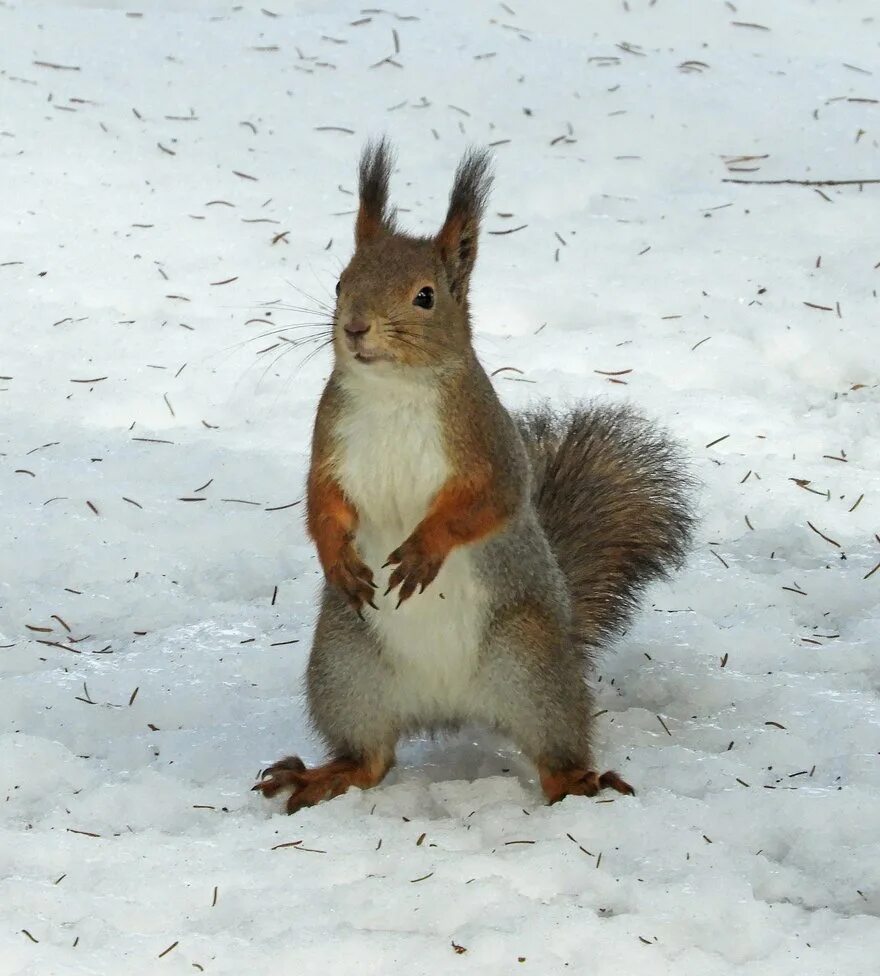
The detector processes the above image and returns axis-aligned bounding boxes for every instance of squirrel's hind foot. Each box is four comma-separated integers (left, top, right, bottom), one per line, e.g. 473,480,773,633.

539,766,635,805
253,754,391,814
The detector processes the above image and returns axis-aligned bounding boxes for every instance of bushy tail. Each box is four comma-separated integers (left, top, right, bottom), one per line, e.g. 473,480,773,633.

516,403,695,648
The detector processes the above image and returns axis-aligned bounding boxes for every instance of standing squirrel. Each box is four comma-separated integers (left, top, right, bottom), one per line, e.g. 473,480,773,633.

254,139,693,813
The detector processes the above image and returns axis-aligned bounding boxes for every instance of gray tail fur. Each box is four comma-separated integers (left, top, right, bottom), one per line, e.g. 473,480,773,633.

516,403,695,648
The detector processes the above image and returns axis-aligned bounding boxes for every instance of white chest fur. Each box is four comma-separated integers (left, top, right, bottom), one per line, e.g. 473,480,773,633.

334,367,487,722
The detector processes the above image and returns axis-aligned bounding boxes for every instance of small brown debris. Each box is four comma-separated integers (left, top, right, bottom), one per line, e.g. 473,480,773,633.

806,522,840,548
265,500,301,511
490,366,524,377
488,224,527,235
705,434,730,449
33,60,81,70
710,549,730,569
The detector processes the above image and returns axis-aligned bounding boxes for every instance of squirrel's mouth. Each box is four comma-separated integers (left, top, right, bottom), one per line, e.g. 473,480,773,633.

343,331,396,365
352,348,393,365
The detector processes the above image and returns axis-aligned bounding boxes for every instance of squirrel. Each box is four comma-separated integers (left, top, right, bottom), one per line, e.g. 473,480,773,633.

254,139,694,813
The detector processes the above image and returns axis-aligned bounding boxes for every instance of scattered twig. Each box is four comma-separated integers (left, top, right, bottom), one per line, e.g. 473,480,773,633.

724,178,880,187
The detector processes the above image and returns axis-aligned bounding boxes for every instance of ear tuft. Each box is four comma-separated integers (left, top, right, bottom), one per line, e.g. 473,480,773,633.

436,148,493,299
356,137,396,246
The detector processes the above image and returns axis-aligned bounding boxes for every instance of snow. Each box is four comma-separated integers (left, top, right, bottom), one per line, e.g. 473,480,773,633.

1,0,879,972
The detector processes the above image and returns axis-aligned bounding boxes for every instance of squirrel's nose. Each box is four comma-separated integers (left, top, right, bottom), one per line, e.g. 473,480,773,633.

344,318,370,336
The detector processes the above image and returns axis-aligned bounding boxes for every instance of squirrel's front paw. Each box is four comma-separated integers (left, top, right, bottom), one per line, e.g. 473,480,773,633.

326,543,377,616
383,534,445,607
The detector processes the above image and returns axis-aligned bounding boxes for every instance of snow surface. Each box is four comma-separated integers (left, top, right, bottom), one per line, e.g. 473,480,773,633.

2,0,879,973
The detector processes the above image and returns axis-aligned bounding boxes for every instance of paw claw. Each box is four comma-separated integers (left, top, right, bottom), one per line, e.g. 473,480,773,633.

382,533,444,602
253,755,388,813
326,542,376,614
541,766,635,804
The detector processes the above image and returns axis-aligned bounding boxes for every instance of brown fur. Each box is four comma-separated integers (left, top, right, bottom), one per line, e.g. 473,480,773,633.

517,404,695,648
355,137,396,245
256,140,694,813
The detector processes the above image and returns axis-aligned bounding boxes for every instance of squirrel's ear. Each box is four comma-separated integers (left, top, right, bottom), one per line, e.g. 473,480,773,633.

355,137,396,246
436,148,493,299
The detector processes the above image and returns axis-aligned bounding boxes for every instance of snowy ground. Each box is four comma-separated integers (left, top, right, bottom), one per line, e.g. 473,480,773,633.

1,0,879,973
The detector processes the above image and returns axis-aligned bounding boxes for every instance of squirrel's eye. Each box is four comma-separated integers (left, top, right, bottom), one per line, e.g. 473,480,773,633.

413,286,434,310
335,280,341,296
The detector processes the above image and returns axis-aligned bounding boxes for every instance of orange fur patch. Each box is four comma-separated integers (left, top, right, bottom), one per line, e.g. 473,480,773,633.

436,212,466,264
308,468,375,611
355,202,382,246
307,468,357,572
385,469,510,603
418,469,508,558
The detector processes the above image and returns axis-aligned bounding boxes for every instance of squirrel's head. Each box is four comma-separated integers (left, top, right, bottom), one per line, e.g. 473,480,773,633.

334,138,492,371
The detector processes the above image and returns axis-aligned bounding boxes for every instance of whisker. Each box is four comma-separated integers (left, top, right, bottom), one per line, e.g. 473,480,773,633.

254,303,334,317
284,279,335,314
257,332,331,385
245,324,333,341
385,329,437,362
386,327,455,356
255,333,331,355
225,325,333,354
307,259,341,303
297,337,336,371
